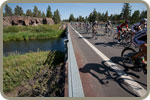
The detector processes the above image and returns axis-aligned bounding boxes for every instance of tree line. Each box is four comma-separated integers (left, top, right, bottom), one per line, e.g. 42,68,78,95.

3,4,61,24
68,3,147,24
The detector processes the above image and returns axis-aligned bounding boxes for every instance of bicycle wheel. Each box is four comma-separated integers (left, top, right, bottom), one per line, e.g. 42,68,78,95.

123,33,132,47
121,48,136,68
113,33,118,43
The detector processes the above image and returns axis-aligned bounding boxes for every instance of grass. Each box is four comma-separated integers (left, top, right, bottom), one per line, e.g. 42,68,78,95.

3,51,65,94
3,24,65,42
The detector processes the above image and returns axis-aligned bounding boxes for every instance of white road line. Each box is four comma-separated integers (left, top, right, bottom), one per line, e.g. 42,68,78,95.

70,25,147,97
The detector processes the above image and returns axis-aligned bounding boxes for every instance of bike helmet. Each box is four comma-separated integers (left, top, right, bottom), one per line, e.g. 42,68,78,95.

141,18,147,23
95,21,97,23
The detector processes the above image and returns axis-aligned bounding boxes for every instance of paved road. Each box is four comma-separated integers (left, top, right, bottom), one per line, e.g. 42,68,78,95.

68,24,147,97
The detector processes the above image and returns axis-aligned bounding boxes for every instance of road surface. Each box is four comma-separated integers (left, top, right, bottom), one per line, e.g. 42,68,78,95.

68,23,147,97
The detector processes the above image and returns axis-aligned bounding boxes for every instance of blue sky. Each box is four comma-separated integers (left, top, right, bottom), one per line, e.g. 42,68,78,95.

4,3,147,20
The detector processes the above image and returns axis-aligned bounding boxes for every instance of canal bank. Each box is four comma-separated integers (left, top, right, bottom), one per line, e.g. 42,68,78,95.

3,24,68,97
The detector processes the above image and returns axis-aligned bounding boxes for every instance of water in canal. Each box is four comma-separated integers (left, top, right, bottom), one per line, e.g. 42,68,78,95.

3,37,66,56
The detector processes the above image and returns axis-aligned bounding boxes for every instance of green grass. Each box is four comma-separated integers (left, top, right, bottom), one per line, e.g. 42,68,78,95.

3,51,65,93
3,24,65,42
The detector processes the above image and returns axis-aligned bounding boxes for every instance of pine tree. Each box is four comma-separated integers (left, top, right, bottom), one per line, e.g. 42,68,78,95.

69,14,75,22
140,10,147,19
53,9,61,24
46,6,52,18
88,9,98,22
38,10,42,17
42,12,46,18
4,4,13,16
121,3,132,19
92,8,98,22
33,6,38,17
104,11,108,22
26,9,32,16
131,10,140,23
109,14,113,21
14,5,23,16
97,12,102,21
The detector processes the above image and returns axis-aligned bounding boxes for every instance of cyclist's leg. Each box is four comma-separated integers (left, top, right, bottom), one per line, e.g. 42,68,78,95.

133,33,147,61
117,29,121,39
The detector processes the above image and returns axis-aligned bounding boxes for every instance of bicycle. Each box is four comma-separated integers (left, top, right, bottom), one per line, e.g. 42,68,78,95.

92,28,98,40
113,30,132,47
121,47,147,74
105,27,112,37
86,25,91,34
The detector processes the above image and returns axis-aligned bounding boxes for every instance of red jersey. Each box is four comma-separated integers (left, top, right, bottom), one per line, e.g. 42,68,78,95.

118,23,128,29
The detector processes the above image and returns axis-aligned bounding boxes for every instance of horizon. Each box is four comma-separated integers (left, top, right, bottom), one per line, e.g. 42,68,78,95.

3,3,147,20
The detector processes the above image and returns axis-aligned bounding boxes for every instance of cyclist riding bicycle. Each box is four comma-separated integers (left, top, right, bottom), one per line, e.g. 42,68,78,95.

117,20,129,43
85,22,90,32
79,22,82,29
105,21,112,33
92,21,98,33
131,18,147,36
132,18,147,66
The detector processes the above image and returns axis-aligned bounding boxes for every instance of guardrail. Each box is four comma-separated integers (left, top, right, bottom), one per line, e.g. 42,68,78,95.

64,25,84,97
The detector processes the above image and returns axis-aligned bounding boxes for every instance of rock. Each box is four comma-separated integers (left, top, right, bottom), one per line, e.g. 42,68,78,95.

3,17,12,27
3,16,54,27
43,18,54,25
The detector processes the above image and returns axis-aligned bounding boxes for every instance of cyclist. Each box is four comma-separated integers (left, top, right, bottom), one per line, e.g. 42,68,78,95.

105,21,112,33
131,18,147,36
85,22,90,32
92,21,98,34
132,18,147,66
117,20,129,43
79,22,82,29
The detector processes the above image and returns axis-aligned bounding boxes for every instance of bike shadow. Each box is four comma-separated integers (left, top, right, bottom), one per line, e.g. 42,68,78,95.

94,42,123,48
79,62,146,97
110,56,145,73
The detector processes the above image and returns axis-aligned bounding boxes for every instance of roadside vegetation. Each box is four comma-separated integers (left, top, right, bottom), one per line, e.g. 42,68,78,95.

3,24,65,42
3,51,65,96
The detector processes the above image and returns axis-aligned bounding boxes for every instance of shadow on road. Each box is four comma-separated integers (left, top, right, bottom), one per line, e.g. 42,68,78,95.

110,56,145,74
79,61,146,97
94,42,123,48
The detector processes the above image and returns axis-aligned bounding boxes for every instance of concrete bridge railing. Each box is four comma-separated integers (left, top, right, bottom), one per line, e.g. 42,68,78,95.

64,24,84,97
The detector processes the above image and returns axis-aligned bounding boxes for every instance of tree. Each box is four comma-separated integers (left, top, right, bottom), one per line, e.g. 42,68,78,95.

104,11,109,22
85,16,88,22
97,12,102,21
46,6,52,18
111,14,120,23
33,6,38,17
109,14,113,20
78,16,84,22
88,9,98,22
69,14,75,22
4,4,13,16
88,13,93,22
26,9,32,16
131,10,140,23
92,8,98,22
53,9,61,24
37,10,42,17
101,13,105,21
14,5,23,16
140,10,147,19
76,18,79,22
121,3,132,19
42,12,46,18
